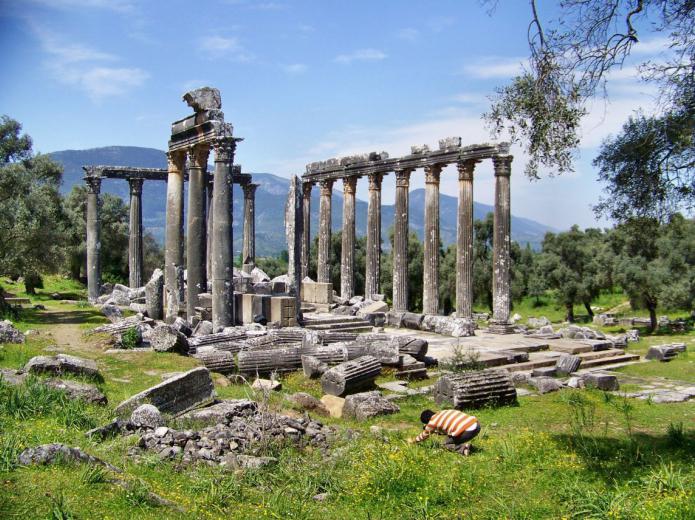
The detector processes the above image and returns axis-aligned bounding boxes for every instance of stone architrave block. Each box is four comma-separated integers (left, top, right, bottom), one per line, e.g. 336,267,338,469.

356,301,389,318
343,391,400,420
270,296,297,327
234,292,244,325
252,294,271,322
242,293,255,324
310,283,332,304
114,367,215,418
556,354,582,376
584,373,619,391
301,281,316,302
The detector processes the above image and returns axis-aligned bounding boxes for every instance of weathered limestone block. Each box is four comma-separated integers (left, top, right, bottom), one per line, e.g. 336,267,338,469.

300,345,349,365
172,317,193,337
23,354,100,379
145,268,164,320
188,330,247,354
193,349,236,374
302,355,329,378
529,376,562,394
343,391,400,420
43,378,107,405
387,312,405,328
114,367,215,418
193,320,214,336
434,370,517,409
252,378,282,391
0,320,25,344
250,266,270,283
130,404,164,429
149,324,189,354
395,337,428,361
19,443,119,471
237,346,302,376
645,344,680,362
355,337,400,366
532,367,557,377
183,86,222,112
101,303,123,323
422,315,475,337
584,373,619,391
107,289,131,306
177,399,257,426
320,355,381,396
356,300,389,318
270,296,297,327
556,354,582,376
527,316,550,328
320,394,345,418
402,312,425,330
287,392,329,416
0,368,26,386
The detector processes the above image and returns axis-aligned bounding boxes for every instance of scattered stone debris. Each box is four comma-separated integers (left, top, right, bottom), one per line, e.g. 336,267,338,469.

0,320,25,344
177,400,258,427
287,392,329,416
22,354,101,379
42,378,107,405
18,443,120,472
556,354,582,376
100,303,123,323
645,343,686,362
528,376,562,394
130,404,165,429
150,324,189,354
320,395,345,418
343,391,400,420
584,373,619,391
251,378,282,392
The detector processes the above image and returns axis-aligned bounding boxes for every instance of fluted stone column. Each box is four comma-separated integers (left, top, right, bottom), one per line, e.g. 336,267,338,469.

301,182,312,281
206,173,214,280
186,145,209,321
365,173,382,299
491,155,513,331
456,160,476,319
211,138,236,328
241,182,257,272
128,177,144,289
165,150,186,322
340,176,357,299
85,176,102,302
317,179,333,284
423,165,442,315
392,168,413,313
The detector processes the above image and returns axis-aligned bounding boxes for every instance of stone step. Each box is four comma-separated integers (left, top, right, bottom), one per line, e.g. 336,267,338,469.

499,358,557,372
548,340,594,354
304,316,369,326
306,324,373,333
578,348,629,361
579,353,640,369
305,320,371,331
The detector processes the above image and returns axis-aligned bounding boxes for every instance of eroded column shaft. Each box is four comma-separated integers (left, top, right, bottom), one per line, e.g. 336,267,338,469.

187,145,209,321
301,182,312,281
392,169,412,313
456,160,476,318
242,183,257,272
423,165,442,315
86,176,101,302
211,139,236,328
365,174,382,299
128,177,144,289
317,179,333,284
165,150,186,322
492,155,513,324
340,176,357,299
206,175,214,279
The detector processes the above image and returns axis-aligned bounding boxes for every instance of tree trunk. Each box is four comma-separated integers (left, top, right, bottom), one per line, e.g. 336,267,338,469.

566,303,575,323
583,301,594,319
648,303,657,332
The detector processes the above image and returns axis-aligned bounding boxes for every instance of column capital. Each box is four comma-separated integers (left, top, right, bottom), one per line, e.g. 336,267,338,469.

368,173,383,191
319,179,334,195
394,168,413,187
242,182,258,199
188,145,210,169
457,159,479,181
424,164,442,184
212,137,236,163
343,176,357,195
492,155,513,177
302,181,313,197
128,177,144,195
85,176,102,194
167,150,187,172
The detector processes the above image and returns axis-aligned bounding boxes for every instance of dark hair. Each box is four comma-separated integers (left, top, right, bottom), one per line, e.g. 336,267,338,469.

420,409,435,424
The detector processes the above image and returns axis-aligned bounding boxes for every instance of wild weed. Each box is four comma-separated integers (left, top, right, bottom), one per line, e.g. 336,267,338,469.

119,326,139,350
48,493,75,520
570,485,635,519
124,479,159,508
666,421,685,448
440,343,485,372
0,431,23,472
644,462,686,494
80,464,109,485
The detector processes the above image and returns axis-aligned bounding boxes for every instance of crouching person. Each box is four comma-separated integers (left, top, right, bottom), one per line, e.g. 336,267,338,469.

409,409,480,456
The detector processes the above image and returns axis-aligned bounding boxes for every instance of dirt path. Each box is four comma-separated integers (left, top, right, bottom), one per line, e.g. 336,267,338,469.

33,306,103,356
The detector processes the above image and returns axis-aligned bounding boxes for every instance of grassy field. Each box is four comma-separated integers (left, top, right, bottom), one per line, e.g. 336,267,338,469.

1,276,694,518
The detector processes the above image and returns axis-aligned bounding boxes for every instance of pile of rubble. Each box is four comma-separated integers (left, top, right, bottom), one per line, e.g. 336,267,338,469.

0,319,25,344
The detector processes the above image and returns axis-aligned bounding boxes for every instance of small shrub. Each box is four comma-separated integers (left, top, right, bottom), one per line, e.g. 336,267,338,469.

49,493,75,520
124,479,159,508
440,343,485,372
0,431,23,472
80,465,109,485
666,421,685,448
119,327,139,350
644,462,686,494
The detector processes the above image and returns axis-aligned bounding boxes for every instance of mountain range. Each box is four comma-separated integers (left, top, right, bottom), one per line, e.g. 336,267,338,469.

49,146,557,255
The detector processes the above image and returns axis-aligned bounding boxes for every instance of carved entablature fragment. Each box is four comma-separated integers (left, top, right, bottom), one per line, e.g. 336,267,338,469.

410,144,430,155
438,136,461,150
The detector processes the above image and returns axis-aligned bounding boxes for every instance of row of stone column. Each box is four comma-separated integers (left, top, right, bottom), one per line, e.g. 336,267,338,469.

299,155,513,324
85,152,257,331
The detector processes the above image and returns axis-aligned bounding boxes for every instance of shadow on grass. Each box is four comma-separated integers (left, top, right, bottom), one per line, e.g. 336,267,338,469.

14,308,105,327
552,430,695,483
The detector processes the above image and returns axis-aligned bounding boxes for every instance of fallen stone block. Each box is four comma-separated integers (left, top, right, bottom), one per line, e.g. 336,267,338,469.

584,373,619,391
100,304,123,323
287,392,329,416
23,354,101,379
320,355,381,397
356,300,389,318
302,355,329,378
43,378,107,405
193,349,236,375
18,443,120,472
648,391,692,404
0,368,27,386
555,354,582,376
320,395,345,418
149,324,189,354
238,346,302,376
252,378,282,392
178,399,257,426
434,370,517,408
645,345,680,362
343,391,400,420
114,367,216,418
0,320,25,344
130,404,164,429
529,376,562,394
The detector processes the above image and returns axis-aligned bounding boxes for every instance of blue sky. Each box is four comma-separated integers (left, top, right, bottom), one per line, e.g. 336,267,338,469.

0,0,669,229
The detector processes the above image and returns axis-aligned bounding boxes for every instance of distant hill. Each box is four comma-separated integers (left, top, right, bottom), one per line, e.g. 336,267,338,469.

49,146,558,255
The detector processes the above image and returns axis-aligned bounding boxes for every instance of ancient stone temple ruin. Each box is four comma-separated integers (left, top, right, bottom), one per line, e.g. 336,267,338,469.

301,139,514,333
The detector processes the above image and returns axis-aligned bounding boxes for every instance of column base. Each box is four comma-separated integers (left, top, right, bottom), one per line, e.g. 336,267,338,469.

488,320,516,335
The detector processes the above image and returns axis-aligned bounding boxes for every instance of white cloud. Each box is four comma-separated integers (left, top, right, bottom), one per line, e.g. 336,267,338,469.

199,35,254,62
79,67,149,100
397,28,420,42
426,16,455,33
632,36,671,55
462,56,527,79
282,63,307,74
450,92,486,105
334,49,387,64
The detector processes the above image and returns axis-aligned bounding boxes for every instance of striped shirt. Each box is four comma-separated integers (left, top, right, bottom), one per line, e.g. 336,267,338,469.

415,410,478,443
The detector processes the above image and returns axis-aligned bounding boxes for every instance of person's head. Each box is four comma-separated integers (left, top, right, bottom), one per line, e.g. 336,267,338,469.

420,409,435,424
